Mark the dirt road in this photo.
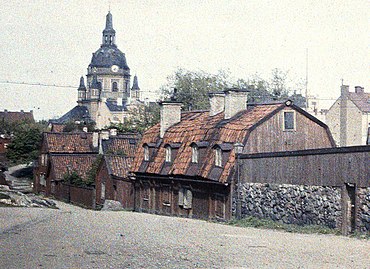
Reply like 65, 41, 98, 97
0, 201, 369, 268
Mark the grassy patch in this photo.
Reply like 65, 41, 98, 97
228, 216, 341, 235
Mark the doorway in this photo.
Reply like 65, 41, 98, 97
342, 183, 356, 234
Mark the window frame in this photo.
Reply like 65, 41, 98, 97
191, 145, 199, 163
165, 145, 172, 163
143, 145, 149, 161
215, 147, 222, 167
283, 111, 296, 131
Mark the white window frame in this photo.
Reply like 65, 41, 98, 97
283, 111, 296, 131
143, 145, 149, 161
178, 187, 192, 209
165, 146, 172, 163
215, 148, 222, 167
191, 145, 198, 163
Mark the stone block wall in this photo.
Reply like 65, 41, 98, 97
357, 187, 370, 232
234, 183, 342, 229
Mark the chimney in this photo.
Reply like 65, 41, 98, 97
100, 130, 109, 140
159, 101, 182, 138
224, 88, 248, 119
208, 92, 225, 116
355, 86, 364, 94
93, 132, 99, 148
109, 128, 117, 136
341, 85, 349, 97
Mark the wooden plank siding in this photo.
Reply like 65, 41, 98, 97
240, 146, 370, 187
245, 107, 333, 153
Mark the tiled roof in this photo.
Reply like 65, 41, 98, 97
349, 92, 370, 113
105, 155, 133, 178
44, 132, 98, 153
0, 111, 34, 123
49, 154, 98, 181
102, 133, 140, 157
132, 103, 283, 183
50, 123, 66, 133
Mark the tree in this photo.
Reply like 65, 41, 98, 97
6, 124, 44, 165
160, 68, 232, 111
161, 68, 306, 109
109, 102, 160, 134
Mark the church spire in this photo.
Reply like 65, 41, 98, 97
132, 75, 140, 90
102, 11, 116, 46
78, 76, 86, 90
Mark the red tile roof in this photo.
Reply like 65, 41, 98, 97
43, 132, 98, 153
102, 133, 140, 158
132, 103, 284, 183
105, 155, 133, 178
349, 92, 370, 113
49, 154, 98, 181
0, 111, 34, 123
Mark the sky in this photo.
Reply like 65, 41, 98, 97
0, 0, 368, 120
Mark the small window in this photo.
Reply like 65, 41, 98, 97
283, 111, 295, 131
191, 146, 198, 163
41, 154, 48, 166
215, 148, 222, 167
165, 146, 172, 163
144, 145, 149, 161
178, 188, 192, 209
112, 81, 118, 92
40, 174, 46, 186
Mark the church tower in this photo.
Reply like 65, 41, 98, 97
87, 11, 131, 106
130, 75, 141, 101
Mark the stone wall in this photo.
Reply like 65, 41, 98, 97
235, 183, 342, 228
357, 187, 370, 232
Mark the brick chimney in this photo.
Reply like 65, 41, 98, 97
224, 88, 248, 119
354, 86, 364, 94
208, 92, 225, 116
159, 101, 182, 138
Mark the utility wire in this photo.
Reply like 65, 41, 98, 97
0, 80, 77, 89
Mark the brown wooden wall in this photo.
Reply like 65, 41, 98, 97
240, 146, 370, 187
245, 107, 334, 154
134, 176, 231, 220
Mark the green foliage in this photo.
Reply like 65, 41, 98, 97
5, 121, 47, 165
228, 216, 341, 235
160, 69, 232, 111
109, 103, 160, 134
63, 171, 85, 186
86, 154, 103, 186
161, 68, 307, 109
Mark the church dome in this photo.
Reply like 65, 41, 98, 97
89, 46, 129, 70
89, 12, 130, 70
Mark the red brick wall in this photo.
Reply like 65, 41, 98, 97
69, 185, 96, 209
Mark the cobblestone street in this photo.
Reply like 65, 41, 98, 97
1, 201, 369, 269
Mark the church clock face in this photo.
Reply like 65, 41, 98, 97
111, 65, 119, 72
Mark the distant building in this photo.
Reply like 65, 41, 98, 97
52, 12, 143, 129
326, 85, 370, 146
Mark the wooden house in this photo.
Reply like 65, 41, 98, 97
34, 132, 98, 195
95, 133, 140, 209
132, 89, 335, 220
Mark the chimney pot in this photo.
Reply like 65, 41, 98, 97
354, 86, 364, 94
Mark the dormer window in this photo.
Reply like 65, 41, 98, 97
215, 148, 222, 167
283, 111, 296, 131
191, 145, 198, 163
165, 146, 172, 163
144, 145, 149, 161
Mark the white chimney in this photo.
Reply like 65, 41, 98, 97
160, 101, 182, 138
209, 92, 225, 116
93, 132, 99, 148
109, 128, 117, 136
224, 88, 248, 119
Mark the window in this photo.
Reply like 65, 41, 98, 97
215, 148, 222, 167
178, 188, 192, 209
165, 146, 172, 163
112, 81, 118, 92
144, 145, 149, 161
41, 154, 48, 166
191, 146, 198, 163
40, 174, 46, 186
283, 111, 295, 131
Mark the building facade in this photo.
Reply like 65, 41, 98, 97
326, 85, 370, 146
53, 12, 142, 129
